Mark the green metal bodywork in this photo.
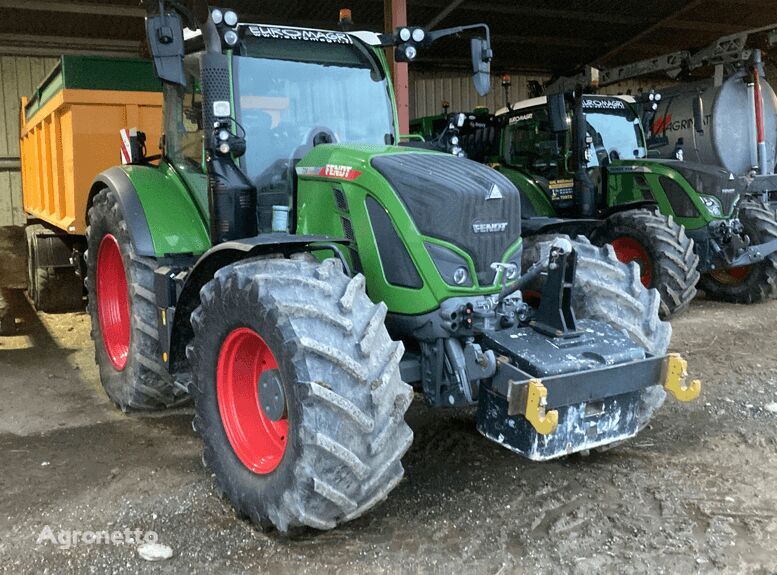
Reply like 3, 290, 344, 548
493, 101, 730, 230
295, 144, 521, 315
121, 161, 211, 257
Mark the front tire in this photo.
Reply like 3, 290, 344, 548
188, 256, 413, 532
593, 209, 699, 319
86, 188, 185, 410
699, 199, 777, 304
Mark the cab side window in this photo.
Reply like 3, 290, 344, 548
165, 55, 204, 172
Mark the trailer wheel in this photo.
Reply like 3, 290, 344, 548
25, 224, 85, 313
85, 188, 186, 410
187, 256, 413, 532
699, 199, 777, 303
593, 209, 699, 319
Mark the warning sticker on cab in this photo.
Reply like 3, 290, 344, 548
549, 179, 574, 202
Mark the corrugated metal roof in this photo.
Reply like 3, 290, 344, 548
1, 0, 775, 72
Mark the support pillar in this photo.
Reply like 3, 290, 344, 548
384, 0, 409, 135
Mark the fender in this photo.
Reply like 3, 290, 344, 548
89, 162, 210, 258
166, 234, 350, 377
89, 167, 156, 256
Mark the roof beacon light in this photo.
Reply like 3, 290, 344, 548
339, 8, 353, 29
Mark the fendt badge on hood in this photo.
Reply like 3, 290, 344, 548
485, 183, 503, 200
472, 222, 508, 233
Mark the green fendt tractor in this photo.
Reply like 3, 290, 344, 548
419, 74, 777, 316
83, 2, 700, 532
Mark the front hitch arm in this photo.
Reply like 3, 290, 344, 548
721, 237, 777, 268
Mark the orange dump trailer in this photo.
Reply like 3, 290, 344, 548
20, 56, 163, 235
17, 56, 162, 312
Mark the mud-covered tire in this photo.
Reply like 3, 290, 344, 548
25, 224, 84, 313
85, 188, 185, 411
522, 235, 671, 356
699, 199, 777, 304
188, 256, 414, 533
592, 209, 699, 319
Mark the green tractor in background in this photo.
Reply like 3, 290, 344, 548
82, 2, 700, 532
415, 73, 777, 317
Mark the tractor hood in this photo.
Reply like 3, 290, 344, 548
629, 159, 746, 216
295, 144, 522, 287
370, 151, 521, 285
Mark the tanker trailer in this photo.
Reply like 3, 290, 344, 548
642, 53, 777, 206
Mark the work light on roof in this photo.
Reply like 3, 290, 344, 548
399, 27, 411, 41
224, 29, 238, 46
211, 8, 223, 25
412, 28, 425, 42
224, 10, 238, 27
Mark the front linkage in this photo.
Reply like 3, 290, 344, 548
414, 239, 701, 460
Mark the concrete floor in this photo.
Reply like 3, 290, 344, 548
1, 288, 776, 574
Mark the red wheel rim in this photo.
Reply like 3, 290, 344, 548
710, 265, 753, 284
217, 328, 288, 474
96, 234, 130, 371
611, 237, 654, 288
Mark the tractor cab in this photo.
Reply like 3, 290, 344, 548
165, 26, 397, 233
498, 94, 648, 216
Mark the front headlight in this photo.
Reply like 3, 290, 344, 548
700, 195, 722, 217
425, 242, 473, 287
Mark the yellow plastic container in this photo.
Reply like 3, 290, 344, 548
19, 56, 163, 235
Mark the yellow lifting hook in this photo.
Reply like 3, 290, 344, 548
524, 379, 559, 435
664, 353, 702, 402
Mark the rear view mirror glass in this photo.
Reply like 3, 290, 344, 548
470, 38, 492, 96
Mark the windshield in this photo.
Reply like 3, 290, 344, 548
235, 35, 395, 193
584, 101, 646, 166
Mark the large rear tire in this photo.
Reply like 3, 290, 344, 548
593, 209, 699, 319
699, 199, 777, 304
188, 256, 413, 532
85, 188, 186, 411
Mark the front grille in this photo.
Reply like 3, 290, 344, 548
371, 153, 521, 285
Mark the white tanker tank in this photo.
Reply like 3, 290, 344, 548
645, 68, 777, 199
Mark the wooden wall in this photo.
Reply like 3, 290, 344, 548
0, 56, 57, 227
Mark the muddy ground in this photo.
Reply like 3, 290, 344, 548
0, 288, 776, 574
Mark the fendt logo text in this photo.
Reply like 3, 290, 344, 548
472, 222, 508, 233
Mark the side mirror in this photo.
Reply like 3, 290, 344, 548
547, 93, 568, 133
471, 37, 492, 96
146, 13, 186, 86
693, 94, 704, 134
